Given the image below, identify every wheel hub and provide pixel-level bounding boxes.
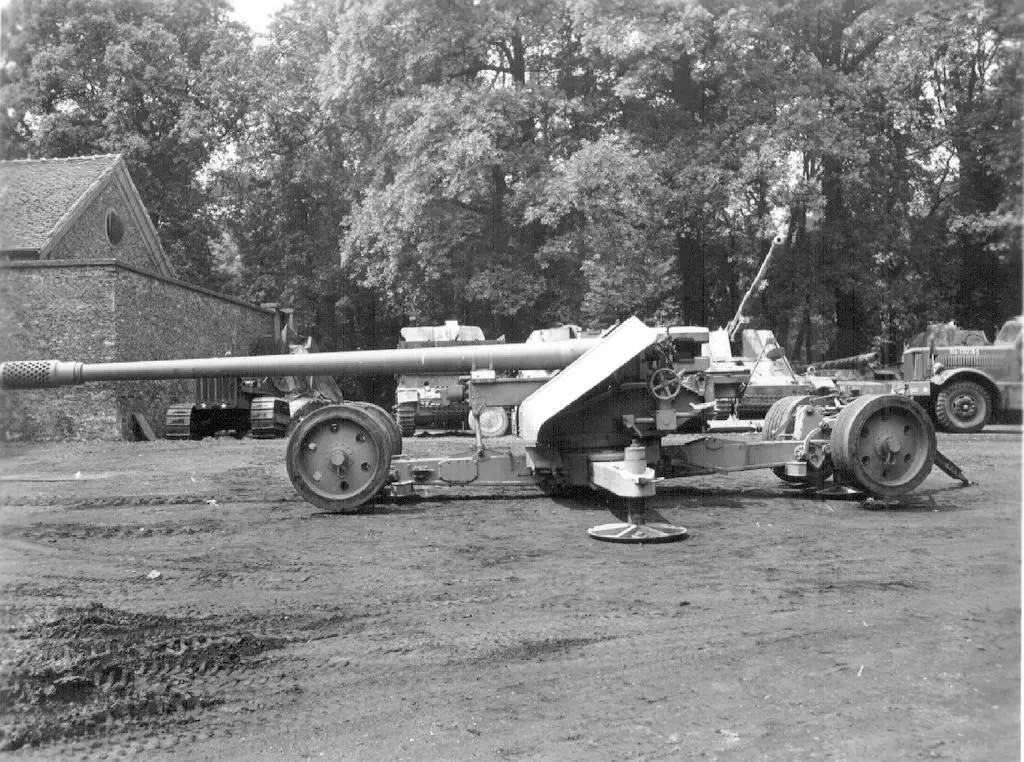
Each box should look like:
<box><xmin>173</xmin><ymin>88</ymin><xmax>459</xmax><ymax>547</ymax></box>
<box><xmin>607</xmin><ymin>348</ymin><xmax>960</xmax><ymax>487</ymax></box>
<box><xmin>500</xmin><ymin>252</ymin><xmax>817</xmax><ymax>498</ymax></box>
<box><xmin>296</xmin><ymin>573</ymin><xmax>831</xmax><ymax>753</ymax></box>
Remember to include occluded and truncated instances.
<box><xmin>329</xmin><ymin>447</ymin><xmax>349</xmax><ymax>468</ymax></box>
<box><xmin>874</xmin><ymin>434</ymin><xmax>903</xmax><ymax>463</ymax></box>
<box><xmin>952</xmin><ymin>394</ymin><xmax>978</xmax><ymax>419</ymax></box>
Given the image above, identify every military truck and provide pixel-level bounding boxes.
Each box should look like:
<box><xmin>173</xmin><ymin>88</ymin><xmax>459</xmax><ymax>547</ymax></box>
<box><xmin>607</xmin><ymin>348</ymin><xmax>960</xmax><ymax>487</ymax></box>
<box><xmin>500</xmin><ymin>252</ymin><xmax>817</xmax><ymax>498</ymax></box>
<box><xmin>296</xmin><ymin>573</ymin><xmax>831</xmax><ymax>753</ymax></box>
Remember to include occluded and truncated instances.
<box><xmin>815</xmin><ymin>316</ymin><xmax>1024</xmax><ymax>433</ymax></box>
<box><xmin>393</xmin><ymin>321</ymin><xmax>508</xmax><ymax>437</ymax></box>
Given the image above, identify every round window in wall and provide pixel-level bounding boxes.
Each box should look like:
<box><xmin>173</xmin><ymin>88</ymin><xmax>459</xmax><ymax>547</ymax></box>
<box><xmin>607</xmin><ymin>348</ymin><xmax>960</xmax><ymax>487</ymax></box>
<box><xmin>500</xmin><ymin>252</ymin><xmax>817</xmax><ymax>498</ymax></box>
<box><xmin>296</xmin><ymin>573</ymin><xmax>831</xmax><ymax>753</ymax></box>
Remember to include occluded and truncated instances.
<box><xmin>105</xmin><ymin>210</ymin><xmax>125</xmax><ymax>245</ymax></box>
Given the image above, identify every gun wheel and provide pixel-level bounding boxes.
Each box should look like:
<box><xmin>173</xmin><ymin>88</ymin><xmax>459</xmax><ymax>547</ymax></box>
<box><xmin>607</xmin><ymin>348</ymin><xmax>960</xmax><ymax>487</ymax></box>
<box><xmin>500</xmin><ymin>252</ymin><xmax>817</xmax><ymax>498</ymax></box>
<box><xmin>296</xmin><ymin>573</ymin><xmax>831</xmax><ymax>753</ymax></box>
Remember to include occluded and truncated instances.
<box><xmin>761</xmin><ymin>394</ymin><xmax>812</xmax><ymax>441</ymax></box>
<box><xmin>830</xmin><ymin>394</ymin><xmax>936</xmax><ymax>498</ymax></box>
<box><xmin>349</xmin><ymin>401</ymin><xmax>403</xmax><ymax>456</ymax></box>
<box><xmin>286</xmin><ymin>404</ymin><xmax>393</xmax><ymax>513</ymax></box>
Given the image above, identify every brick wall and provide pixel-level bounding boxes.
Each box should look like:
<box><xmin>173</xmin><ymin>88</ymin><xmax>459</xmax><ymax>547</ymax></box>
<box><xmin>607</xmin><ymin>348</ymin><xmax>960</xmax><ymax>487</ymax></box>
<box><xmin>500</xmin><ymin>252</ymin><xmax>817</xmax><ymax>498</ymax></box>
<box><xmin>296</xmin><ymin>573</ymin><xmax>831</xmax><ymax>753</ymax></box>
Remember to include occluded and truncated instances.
<box><xmin>0</xmin><ymin>261</ymin><xmax>275</xmax><ymax>441</ymax></box>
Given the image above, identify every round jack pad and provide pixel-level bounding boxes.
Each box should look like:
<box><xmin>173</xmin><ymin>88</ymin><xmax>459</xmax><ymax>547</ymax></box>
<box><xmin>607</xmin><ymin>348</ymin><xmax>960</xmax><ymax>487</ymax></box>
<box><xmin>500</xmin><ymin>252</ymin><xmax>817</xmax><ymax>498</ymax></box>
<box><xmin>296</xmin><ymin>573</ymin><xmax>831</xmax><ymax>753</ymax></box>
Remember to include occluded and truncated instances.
<box><xmin>587</xmin><ymin>521</ymin><xmax>689</xmax><ymax>544</ymax></box>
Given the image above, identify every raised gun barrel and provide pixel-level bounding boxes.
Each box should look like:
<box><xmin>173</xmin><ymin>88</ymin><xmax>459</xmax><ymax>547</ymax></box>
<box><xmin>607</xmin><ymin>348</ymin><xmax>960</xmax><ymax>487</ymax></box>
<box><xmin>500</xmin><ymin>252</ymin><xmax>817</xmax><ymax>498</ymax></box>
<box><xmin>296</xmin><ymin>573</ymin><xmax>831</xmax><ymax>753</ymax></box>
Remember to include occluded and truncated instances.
<box><xmin>0</xmin><ymin>339</ymin><xmax>602</xmax><ymax>390</ymax></box>
<box><xmin>808</xmin><ymin>352</ymin><xmax>879</xmax><ymax>372</ymax></box>
<box><xmin>726</xmin><ymin>234</ymin><xmax>787</xmax><ymax>343</ymax></box>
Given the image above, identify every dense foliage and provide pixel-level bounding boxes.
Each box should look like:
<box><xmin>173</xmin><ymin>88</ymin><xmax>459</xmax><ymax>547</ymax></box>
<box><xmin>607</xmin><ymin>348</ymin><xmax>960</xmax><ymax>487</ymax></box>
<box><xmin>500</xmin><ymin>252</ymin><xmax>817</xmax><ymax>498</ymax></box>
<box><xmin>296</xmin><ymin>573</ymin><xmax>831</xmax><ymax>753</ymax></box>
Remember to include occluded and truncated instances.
<box><xmin>2</xmin><ymin>0</ymin><xmax>1020</xmax><ymax>358</ymax></box>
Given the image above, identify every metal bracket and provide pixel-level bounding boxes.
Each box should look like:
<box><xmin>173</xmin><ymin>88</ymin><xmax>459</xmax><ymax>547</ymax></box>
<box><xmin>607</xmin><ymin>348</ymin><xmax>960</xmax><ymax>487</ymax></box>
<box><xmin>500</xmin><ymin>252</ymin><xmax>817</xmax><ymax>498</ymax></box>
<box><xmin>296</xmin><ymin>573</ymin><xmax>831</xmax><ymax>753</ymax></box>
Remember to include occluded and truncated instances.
<box><xmin>934</xmin><ymin>449</ymin><xmax>971</xmax><ymax>486</ymax></box>
<box><xmin>589</xmin><ymin>459</ymin><xmax>661</xmax><ymax>498</ymax></box>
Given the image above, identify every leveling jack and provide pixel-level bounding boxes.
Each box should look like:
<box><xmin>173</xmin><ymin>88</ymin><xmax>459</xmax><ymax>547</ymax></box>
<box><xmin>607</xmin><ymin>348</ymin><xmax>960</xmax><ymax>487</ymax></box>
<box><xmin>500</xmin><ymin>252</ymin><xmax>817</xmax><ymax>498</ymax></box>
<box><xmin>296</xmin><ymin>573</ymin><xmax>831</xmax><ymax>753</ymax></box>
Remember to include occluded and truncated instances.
<box><xmin>587</xmin><ymin>498</ymin><xmax>689</xmax><ymax>543</ymax></box>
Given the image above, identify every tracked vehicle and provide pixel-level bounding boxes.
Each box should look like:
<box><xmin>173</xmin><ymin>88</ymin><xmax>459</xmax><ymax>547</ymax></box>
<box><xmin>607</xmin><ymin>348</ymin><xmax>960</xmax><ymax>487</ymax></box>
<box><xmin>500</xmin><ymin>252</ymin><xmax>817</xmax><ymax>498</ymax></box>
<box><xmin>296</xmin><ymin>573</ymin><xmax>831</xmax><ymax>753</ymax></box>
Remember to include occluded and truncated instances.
<box><xmin>393</xmin><ymin>321</ymin><xmax>509</xmax><ymax>437</ymax></box>
<box><xmin>163</xmin><ymin>310</ymin><xmax>343</xmax><ymax>440</ymax></box>
<box><xmin>0</xmin><ymin>317</ymin><xmax>968</xmax><ymax>543</ymax></box>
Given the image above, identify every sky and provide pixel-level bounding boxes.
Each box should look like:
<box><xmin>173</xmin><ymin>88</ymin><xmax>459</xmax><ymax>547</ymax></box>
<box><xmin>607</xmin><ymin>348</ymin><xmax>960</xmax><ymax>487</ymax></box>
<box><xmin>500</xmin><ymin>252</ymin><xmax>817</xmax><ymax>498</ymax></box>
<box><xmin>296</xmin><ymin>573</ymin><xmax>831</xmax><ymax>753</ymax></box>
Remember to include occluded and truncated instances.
<box><xmin>229</xmin><ymin>0</ymin><xmax>289</xmax><ymax>34</ymax></box>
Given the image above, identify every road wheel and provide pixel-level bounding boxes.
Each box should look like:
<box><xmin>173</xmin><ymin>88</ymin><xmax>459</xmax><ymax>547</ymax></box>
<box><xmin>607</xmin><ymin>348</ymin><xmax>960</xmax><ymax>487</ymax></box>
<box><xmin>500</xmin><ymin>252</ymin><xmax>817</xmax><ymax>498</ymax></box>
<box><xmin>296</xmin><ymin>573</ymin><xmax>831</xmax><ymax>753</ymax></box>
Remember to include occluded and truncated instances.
<box><xmin>830</xmin><ymin>394</ymin><xmax>936</xmax><ymax>497</ymax></box>
<box><xmin>934</xmin><ymin>381</ymin><xmax>991</xmax><ymax>433</ymax></box>
<box><xmin>286</xmin><ymin>404</ymin><xmax>392</xmax><ymax>513</ymax></box>
<box><xmin>395</xmin><ymin>402</ymin><xmax>416</xmax><ymax>437</ymax></box>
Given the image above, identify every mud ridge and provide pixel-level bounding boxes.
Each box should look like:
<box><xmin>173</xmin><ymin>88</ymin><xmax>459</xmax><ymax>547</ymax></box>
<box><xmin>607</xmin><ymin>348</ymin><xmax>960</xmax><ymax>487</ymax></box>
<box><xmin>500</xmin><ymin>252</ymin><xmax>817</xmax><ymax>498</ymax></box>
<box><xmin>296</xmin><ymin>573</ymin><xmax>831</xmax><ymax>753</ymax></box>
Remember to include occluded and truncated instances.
<box><xmin>0</xmin><ymin>602</ymin><xmax>286</xmax><ymax>751</ymax></box>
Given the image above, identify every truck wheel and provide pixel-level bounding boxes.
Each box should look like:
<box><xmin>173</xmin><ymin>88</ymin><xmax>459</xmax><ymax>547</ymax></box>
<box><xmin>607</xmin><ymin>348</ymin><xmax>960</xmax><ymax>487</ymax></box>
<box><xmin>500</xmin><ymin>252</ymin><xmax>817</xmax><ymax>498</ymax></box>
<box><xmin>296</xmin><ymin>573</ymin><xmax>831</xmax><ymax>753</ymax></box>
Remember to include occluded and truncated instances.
<box><xmin>934</xmin><ymin>381</ymin><xmax>991</xmax><ymax>433</ymax></box>
<box><xmin>395</xmin><ymin>402</ymin><xmax>416</xmax><ymax>437</ymax></box>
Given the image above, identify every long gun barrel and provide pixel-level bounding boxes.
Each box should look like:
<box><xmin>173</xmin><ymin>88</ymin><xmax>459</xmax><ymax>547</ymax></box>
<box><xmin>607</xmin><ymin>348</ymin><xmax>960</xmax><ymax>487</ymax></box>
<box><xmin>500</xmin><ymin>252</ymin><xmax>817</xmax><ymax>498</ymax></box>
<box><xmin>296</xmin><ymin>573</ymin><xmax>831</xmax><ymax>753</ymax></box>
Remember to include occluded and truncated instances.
<box><xmin>0</xmin><ymin>340</ymin><xmax>602</xmax><ymax>390</ymax></box>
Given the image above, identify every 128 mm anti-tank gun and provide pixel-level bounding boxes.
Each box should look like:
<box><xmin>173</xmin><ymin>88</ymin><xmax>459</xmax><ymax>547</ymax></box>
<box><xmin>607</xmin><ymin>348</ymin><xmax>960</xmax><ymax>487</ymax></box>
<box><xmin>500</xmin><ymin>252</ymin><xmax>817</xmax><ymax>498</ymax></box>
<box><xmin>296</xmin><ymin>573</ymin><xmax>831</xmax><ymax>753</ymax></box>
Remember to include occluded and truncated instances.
<box><xmin>0</xmin><ymin>318</ymin><xmax>969</xmax><ymax>543</ymax></box>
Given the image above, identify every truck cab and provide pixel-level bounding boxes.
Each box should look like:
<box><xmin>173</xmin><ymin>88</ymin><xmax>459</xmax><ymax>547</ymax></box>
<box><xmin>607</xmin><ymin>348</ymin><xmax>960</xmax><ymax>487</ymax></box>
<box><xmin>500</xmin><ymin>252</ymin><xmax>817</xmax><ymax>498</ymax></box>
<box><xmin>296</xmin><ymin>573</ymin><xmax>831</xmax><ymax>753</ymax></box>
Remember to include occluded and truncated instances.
<box><xmin>838</xmin><ymin>316</ymin><xmax>1023</xmax><ymax>433</ymax></box>
<box><xmin>919</xmin><ymin>316</ymin><xmax>1023</xmax><ymax>432</ymax></box>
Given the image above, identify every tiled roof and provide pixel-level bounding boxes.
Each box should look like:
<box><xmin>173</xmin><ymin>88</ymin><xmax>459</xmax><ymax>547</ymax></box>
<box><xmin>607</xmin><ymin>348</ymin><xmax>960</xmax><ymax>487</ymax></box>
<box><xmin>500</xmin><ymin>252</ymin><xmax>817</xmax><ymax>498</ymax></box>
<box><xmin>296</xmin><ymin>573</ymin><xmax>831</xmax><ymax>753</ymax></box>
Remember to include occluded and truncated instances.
<box><xmin>0</xmin><ymin>155</ymin><xmax>121</xmax><ymax>252</ymax></box>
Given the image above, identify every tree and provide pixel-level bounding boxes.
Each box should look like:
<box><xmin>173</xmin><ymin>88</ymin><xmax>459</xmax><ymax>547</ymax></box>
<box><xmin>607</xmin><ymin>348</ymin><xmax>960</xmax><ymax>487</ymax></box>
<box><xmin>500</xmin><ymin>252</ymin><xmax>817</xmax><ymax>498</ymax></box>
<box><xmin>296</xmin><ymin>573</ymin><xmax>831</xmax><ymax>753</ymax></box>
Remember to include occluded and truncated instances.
<box><xmin>212</xmin><ymin>0</ymin><xmax>356</xmax><ymax>343</ymax></box>
<box><xmin>325</xmin><ymin>0</ymin><xmax>593</xmax><ymax>338</ymax></box>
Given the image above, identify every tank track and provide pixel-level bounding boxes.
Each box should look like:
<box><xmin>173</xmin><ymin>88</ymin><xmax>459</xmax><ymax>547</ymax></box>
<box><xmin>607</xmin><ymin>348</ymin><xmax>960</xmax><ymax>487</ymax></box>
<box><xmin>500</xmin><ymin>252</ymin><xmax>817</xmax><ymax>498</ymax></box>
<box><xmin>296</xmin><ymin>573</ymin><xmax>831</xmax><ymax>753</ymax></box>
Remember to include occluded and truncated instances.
<box><xmin>395</xmin><ymin>402</ymin><xmax>416</xmax><ymax>437</ymax></box>
<box><xmin>164</xmin><ymin>403</ymin><xmax>196</xmax><ymax>440</ymax></box>
<box><xmin>249</xmin><ymin>397</ymin><xmax>290</xmax><ymax>439</ymax></box>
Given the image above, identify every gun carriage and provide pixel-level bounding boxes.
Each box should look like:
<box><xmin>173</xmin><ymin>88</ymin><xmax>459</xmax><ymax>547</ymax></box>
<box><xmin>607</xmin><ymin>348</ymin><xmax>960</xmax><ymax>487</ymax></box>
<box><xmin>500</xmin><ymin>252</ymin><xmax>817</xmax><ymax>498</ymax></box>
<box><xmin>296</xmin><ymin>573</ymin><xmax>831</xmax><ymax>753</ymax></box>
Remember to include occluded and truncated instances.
<box><xmin>0</xmin><ymin>317</ymin><xmax>968</xmax><ymax>543</ymax></box>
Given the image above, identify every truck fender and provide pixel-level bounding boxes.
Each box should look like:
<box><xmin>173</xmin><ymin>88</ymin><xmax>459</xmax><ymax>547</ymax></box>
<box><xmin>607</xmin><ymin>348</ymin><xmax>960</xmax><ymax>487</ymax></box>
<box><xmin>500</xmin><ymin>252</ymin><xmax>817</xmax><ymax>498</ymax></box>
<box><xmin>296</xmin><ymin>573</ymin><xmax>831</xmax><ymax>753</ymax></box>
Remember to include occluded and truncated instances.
<box><xmin>931</xmin><ymin>368</ymin><xmax>999</xmax><ymax>400</ymax></box>
<box><xmin>932</xmin><ymin>367</ymin><xmax>991</xmax><ymax>388</ymax></box>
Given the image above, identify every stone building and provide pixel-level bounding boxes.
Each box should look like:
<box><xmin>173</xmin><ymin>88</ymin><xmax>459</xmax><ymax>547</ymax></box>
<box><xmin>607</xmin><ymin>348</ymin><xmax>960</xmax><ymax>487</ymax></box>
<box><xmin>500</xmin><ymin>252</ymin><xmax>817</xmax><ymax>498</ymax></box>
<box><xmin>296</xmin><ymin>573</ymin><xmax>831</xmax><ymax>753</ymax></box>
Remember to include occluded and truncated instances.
<box><xmin>0</xmin><ymin>154</ymin><xmax>277</xmax><ymax>440</ymax></box>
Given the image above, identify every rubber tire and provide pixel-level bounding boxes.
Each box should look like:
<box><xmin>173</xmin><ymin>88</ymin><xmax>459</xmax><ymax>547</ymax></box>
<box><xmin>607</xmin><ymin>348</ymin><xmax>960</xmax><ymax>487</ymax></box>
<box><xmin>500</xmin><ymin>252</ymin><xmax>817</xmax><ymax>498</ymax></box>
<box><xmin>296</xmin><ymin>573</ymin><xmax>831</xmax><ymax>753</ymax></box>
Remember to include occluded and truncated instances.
<box><xmin>934</xmin><ymin>380</ymin><xmax>991</xmax><ymax>433</ymax></box>
<box><xmin>395</xmin><ymin>402</ymin><xmax>416</xmax><ymax>437</ymax></box>
<box><xmin>830</xmin><ymin>394</ymin><xmax>936</xmax><ymax>497</ymax></box>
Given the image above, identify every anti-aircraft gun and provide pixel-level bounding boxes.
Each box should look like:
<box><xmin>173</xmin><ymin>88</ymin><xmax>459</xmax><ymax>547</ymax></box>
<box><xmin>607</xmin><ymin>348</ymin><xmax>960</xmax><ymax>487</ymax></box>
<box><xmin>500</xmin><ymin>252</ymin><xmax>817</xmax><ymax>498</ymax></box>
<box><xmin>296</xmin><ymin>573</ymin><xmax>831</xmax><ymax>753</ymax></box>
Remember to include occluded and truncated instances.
<box><xmin>710</xmin><ymin>235</ymin><xmax>834</xmax><ymax>420</ymax></box>
<box><xmin>0</xmin><ymin>317</ymin><xmax>969</xmax><ymax>543</ymax></box>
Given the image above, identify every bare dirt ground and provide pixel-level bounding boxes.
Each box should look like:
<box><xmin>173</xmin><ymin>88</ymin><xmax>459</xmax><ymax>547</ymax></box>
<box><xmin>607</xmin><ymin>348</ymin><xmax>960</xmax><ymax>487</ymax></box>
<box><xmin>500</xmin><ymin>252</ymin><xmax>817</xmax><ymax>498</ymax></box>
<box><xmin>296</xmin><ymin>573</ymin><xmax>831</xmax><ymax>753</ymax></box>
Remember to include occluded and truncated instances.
<box><xmin>0</xmin><ymin>426</ymin><xmax>1019</xmax><ymax>761</ymax></box>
